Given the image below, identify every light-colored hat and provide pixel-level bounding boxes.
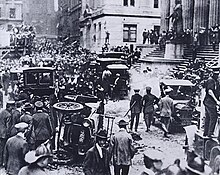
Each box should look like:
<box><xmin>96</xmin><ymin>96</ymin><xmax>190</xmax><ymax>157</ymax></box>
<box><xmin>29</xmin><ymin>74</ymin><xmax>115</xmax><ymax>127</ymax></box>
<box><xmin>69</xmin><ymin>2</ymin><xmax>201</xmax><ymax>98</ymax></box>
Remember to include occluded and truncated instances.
<box><xmin>35</xmin><ymin>101</ymin><xmax>43</xmax><ymax>108</ymax></box>
<box><xmin>7</xmin><ymin>101</ymin><xmax>15</xmax><ymax>105</ymax></box>
<box><xmin>15</xmin><ymin>122</ymin><xmax>28</xmax><ymax>130</ymax></box>
<box><xmin>164</xmin><ymin>87</ymin><xmax>173</xmax><ymax>93</ymax></box>
<box><xmin>25</xmin><ymin>141</ymin><xmax>52</xmax><ymax>164</ymax></box>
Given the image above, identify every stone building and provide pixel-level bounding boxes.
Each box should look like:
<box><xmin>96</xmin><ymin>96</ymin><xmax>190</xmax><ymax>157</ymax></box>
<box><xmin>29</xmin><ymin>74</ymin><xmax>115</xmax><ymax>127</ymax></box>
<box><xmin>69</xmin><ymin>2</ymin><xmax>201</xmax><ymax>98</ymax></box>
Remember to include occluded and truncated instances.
<box><xmin>57</xmin><ymin>0</ymin><xmax>81</xmax><ymax>41</ymax></box>
<box><xmin>23</xmin><ymin>0</ymin><xmax>58</xmax><ymax>37</ymax></box>
<box><xmin>0</xmin><ymin>0</ymin><xmax>23</xmax><ymax>31</ymax></box>
<box><xmin>79</xmin><ymin>0</ymin><xmax>161</xmax><ymax>51</ymax></box>
<box><xmin>160</xmin><ymin>0</ymin><xmax>220</xmax><ymax>45</ymax></box>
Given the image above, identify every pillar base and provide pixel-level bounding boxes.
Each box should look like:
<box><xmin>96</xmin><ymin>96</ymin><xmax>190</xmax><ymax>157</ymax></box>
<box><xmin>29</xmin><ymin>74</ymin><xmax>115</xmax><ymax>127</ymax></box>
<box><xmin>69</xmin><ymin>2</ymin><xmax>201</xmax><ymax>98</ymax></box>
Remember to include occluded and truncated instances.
<box><xmin>164</xmin><ymin>42</ymin><xmax>184</xmax><ymax>59</ymax></box>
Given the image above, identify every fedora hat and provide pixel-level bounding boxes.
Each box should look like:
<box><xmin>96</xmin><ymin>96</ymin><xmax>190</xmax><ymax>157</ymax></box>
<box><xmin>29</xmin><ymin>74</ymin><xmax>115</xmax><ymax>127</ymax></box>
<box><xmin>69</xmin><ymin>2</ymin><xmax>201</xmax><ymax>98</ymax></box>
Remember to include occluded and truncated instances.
<box><xmin>23</xmin><ymin>102</ymin><xmax>33</xmax><ymax>110</ymax></box>
<box><xmin>95</xmin><ymin>129</ymin><xmax>107</xmax><ymax>139</ymax></box>
<box><xmin>117</xmin><ymin>119</ymin><xmax>129</xmax><ymax>126</ymax></box>
<box><xmin>25</xmin><ymin>141</ymin><xmax>52</xmax><ymax>164</ymax></box>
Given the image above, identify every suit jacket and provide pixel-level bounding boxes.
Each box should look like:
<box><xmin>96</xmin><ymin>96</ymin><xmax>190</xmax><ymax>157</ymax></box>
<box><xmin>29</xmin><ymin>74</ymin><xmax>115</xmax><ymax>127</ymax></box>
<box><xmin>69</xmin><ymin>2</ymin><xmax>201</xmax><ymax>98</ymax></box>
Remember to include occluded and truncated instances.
<box><xmin>9</xmin><ymin>109</ymin><xmax>21</xmax><ymax>137</ymax></box>
<box><xmin>4</xmin><ymin>134</ymin><xmax>29</xmax><ymax>175</ymax></box>
<box><xmin>130</xmin><ymin>94</ymin><xmax>142</xmax><ymax>113</ymax></box>
<box><xmin>142</xmin><ymin>93</ymin><xmax>159</xmax><ymax>113</ymax></box>
<box><xmin>83</xmin><ymin>145</ymin><xmax>111</xmax><ymax>175</ymax></box>
<box><xmin>32</xmin><ymin>110</ymin><xmax>52</xmax><ymax>141</ymax></box>
<box><xmin>0</xmin><ymin>109</ymin><xmax>12</xmax><ymax>138</ymax></box>
<box><xmin>109</xmin><ymin>128</ymin><xmax>135</xmax><ymax>166</ymax></box>
<box><xmin>159</xmin><ymin>95</ymin><xmax>174</xmax><ymax>118</ymax></box>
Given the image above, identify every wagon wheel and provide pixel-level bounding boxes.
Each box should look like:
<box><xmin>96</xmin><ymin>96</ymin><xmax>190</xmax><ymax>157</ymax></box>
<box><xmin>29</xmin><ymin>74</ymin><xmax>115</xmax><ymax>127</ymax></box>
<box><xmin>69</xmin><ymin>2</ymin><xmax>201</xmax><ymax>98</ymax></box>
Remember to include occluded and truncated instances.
<box><xmin>53</xmin><ymin>102</ymin><xmax>84</xmax><ymax>112</ymax></box>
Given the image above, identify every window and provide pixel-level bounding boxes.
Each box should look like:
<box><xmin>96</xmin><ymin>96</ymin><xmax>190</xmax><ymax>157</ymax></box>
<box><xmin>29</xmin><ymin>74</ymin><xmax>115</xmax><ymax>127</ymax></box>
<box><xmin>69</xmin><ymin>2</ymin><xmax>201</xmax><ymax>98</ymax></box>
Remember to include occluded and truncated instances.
<box><xmin>123</xmin><ymin>24</ymin><xmax>137</xmax><ymax>42</ymax></box>
<box><xmin>124</xmin><ymin>0</ymin><xmax>128</xmax><ymax>6</ymax></box>
<box><xmin>130</xmin><ymin>0</ymin><xmax>135</xmax><ymax>6</ymax></box>
<box><xmin>7</xmin><ymin>25</ymin><xmax>13</xmax><ymax>31</ymax></box>
<box><xmin>9</xmin><ymin>8</ymin><xmax>16</xmax><ymax>18</ymax></box>
<box><xmin>154</xmin><ymin>0</ymin><xmax>159</xmax><ymax>8</ymax></box>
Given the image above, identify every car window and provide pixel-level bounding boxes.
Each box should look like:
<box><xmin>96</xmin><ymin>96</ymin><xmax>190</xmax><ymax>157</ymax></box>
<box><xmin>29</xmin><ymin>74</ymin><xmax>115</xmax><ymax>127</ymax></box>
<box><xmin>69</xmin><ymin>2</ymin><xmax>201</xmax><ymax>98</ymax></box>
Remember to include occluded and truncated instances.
<box><xmin>39</xmin><ymin>72</ymin><xmax>52</xmax><ymax>85</ymax></box>
<box><xmin>26</xmin><ymin>72</ymin><xmax>38</xmax><ymax>85</ymax></box>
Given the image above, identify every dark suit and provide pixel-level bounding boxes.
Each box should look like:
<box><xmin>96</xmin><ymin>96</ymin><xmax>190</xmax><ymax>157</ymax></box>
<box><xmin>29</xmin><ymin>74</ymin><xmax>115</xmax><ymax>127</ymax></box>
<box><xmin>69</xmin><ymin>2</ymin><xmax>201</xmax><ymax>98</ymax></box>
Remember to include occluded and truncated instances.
<box><xmin>4</xmin><ymin>134</ymin><xmax>29</xmax><ymax>175</ymax></box>
<box><xmin>83</xmin><ymin>145</ymin><xmax>111</xmax><ymax>175</ymax></box>
<box><xmin>0</xmin><ymin>109</ymin><xmax>12</xmax><ymax>165</ymax></box>
<box><xmin>9</xmin><ymin>109</ymin><xmax>21</xmax><ymax>137</ymax></box>
<box><xmin>130</xmin><ymin>93</ymin><xmax>142</xmax><ymax>131</ymax></box>
<box><xmin>32</xmin><ymin>110</ymin><xmax>53</xmax><ymax>148</ymax></box>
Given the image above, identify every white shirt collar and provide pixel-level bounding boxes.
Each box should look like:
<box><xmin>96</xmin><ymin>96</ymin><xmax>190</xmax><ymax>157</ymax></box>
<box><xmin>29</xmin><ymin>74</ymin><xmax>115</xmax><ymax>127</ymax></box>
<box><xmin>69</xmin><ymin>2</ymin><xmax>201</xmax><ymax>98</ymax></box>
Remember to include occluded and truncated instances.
<box><xmin>96</xmin><ymin>143</ymin><xmax>103</xmax><ymax>158</ymax></box>
<box><xmin>17</xmin><ymin>132</ymin><xmax>25</xmax><ymax>139</ymax></box>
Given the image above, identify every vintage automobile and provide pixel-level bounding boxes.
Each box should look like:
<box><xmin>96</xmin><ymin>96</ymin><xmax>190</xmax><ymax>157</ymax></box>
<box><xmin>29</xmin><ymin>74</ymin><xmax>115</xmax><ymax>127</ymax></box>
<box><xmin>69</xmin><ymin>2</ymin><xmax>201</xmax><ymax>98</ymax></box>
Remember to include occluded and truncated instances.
<box><xmin>157</xmin><ymin>79</ymin><xmax>197</xmax><ymax>133</ymax></box>
<box><xmin>107</xmin><ymin>64</ymin><xmax>130</xmax><ymax>98</ymax></box>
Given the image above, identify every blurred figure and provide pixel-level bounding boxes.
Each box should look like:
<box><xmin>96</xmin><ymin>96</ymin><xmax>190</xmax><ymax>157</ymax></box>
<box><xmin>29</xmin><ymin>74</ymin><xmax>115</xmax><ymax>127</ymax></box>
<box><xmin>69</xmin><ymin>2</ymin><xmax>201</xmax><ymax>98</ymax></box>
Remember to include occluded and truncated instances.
<box><xmin>2</xmin><ymin>69</ymin><xmax>11</xmax><ymax>96</ymax></box>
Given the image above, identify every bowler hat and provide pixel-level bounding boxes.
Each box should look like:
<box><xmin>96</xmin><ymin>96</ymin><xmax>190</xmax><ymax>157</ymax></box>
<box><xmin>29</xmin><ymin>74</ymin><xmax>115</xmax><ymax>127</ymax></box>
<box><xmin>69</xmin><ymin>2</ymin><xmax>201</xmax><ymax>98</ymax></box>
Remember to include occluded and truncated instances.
<box><xmin>96</xmin><ymin>129</ymin><xmax>107</xmax><ymax>139</ymax></box>
<box><xmin>134</xmin><ymin>89</ymin><xmax>140</xmax><ymax>92</ymax></box>
<box><xmin>117</xmin><ymin>119</ymin><xmax>129</xmax><ymax>126</ymax></box>
<box><xmin>35</xmin><ymin>101</ymin><xmax>43</xmax><ymax>108</ymax></box>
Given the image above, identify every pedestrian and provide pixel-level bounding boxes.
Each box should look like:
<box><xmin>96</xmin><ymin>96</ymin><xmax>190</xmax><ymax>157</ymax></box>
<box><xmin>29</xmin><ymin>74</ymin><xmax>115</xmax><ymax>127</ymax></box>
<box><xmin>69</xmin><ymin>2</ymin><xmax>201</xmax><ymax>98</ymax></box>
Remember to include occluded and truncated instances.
<box><xmin>142</xmin><ymin>86</ymin><xmax>159</xmax><ymax>132</ymax></box>
<box><xmin>142</xmin><ymin>29</ymin><xmax>148</xmax><ymax>44</ymax></box>
<box><xmin>113</xmin><ymin>73</ymin><xmax>123</xmax><ymax>101</ymax></box>
<box><xmin>130</xmin><ymin>89</ymin><xmax>142</xmax><ymax>132</ymax></box>
<box><xmin>18</xmin><ymin>141</ymin><xmax>52</xmax><ymax>175</ymax></box>
<box><xmin>0</xmin><ymin>101</ymin><xmax>14</xmax><ymax>166</ymax></box>
<box><xmin>159</xmin><ymin>87</ymin><xmax>174</xmax><ymax>138</ymax></box>
<box><xmin>83</xmin><ymin>129</ymin><xmax>111</xmax><ymax>175</ymax></box>
<box><xmin>2</xmin><ymin>69</ymin><xmax>11</xmax><ymax>96</ymax></box>
<box><xmin>0</xmin><ymin>84</ymin><xmax>3</xmax><ymax>109</ymax></box>
<box><xmin>32</xmin><ymin>101</ymin><xmax>53</xmax><ymax>149</ymax></box>
<box><xmin>3</xmin><ymin>122</ymin><xmax>29</xmax><ymax>175</ymax></box>
<box><xmin>109</xmin><ymin>119</ymin><xmax>136</xmax><ymax>175</ymax></box>
<box><xmin>9</xmin><ymin>102</ymin><xmax>21</xmax><ymax>137</ymax></box>
<box><xmin>203</xmin><ymin>70</ymin><xmax>220</xmax><ymax>138</ymax></box>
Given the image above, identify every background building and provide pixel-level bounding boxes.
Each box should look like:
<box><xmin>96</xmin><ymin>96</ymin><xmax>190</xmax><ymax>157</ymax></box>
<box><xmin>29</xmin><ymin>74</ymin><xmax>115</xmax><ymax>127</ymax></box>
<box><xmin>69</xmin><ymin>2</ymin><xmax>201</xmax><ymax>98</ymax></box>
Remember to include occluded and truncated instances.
<box><xmin>57</xmin><ymin>0</ymin><xmax>81</xmax><ymax>41</ymax></box>
<box><xmin>79</xmin><ymin>0</ymin><xmax>161</xmax><ymax>51</ymax></box>
<box><xmin>23</xmin><ymin>0</ymin><xmax>58</xmax><ymax>38</ymax></box>
<box><xmin>0</xmin><ymin>0</ymin><xmax>23</xmax><ymax>31</ymax></box>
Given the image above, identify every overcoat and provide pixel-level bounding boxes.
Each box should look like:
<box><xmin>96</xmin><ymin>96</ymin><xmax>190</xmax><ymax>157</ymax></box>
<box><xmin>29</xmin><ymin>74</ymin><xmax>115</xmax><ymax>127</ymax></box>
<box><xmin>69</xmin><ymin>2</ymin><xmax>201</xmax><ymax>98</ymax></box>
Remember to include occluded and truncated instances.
<box><xmin>130</xmin><ymin>93</ymin><xmax>142</xmax><ymax>113</ymax></box>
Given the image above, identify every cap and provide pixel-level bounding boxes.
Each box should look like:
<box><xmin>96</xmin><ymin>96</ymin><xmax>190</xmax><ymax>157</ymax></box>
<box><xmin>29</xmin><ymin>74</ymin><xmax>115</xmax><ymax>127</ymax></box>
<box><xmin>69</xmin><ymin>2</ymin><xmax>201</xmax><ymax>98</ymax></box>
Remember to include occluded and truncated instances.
<box><xmin>117</xmin><ymin>119</ymin><xmax>129</xmax><ymax>126</ymax></box>
<box><xmin>7</xmin><ymin>101</ymin><xmax>15</xmax><ymax>105</ymax></box>
<box><xmin>164</xmin><ymin>87</ymin><xmax>173</xmax><ymax>93</ymax></box>
<box><xmin>146</xmin><ymin>86</ymin><xmax>152</xmax><ymax>91</ymax></box>
<box><xmin>35</xmin><ymin>101</ymin><xmax>43</xmax><ymax>108</ymax></box>
<box><xmin>15</xmin><ymin>122</ymin><xmax>29</xmax><ymax>130</ymax></box>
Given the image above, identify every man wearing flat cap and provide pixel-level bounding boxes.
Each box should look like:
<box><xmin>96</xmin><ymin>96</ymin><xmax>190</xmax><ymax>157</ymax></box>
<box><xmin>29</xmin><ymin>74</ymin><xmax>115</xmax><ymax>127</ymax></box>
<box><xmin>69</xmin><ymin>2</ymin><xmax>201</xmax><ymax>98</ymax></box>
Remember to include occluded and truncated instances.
<box><xmin>32</xmin><ymin>101</ymin><xmax>53</xmax><ymax>149</ymax></box>
<box><xmin>83</xmin><ymin>129</ymin><xmax>111</xmax><ymax>175</ymax></box>
<box><xmin>109</xmin><ymin>119</ymin><xmax>136</xmax><ymax>175</ymax></box>
<box><xmin>203</xmin><ymin>69</ymin><xmax>220</xmax><ymax>138</ymax></box>
<box><xmin>3</xmin><ymin>122</ymin><xmax>29</xmax><ymax>175</ymax></box>
<box><xmin>130</xmin><ymin>89</ymin><xmax>142</xmax><ymax>132</ymax></box>
<box><xmin>142</xmin><ymin>86</ymin><xmax>159</xmax><ymax>132</ymax></box>
<box><xmin>0</xmin><ymin>101</ymin><xmax>14</xmax><ymax>166</ymax></box>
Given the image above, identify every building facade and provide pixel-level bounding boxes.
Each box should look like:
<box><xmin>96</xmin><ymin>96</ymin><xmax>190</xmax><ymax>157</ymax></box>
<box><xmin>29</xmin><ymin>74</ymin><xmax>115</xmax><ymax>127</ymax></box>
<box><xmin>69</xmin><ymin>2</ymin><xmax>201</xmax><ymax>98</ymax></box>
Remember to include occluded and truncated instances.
<box><xmin>0</xmin><ymin>0</ymin><xmax>23</xmax><ymax>31</ymax></box>
<box><xmin>23</xmin><ymin>0</ymin><xmax>58</xmax><ymax>37</ymax></box>
<box><xmin>79</xmin><ymin>0</ymin><xmax>161</xmax><ymax>51</ymax></box>
<box><xmin>57</xmin><ymin>0</ymin><xmax>81</xmax><ymax>41</ymax></box>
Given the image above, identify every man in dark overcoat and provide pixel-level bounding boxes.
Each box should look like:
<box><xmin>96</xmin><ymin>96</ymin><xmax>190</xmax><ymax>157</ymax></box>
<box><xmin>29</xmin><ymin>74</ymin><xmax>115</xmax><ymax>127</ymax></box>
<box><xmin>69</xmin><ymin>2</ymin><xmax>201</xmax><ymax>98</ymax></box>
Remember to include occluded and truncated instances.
<box><xmin>83</xmin><ymin>129</ymin><xmax>111</xmax><ymax>175</ymax></box>
<box><xmin>142</xmin><ymin>87</ymin><xmax>159</xmax><ymax>132</ymax></box>
<box><xmin>130</xmin><ymin>89</ymin><xmax>142</xmax><ymax>132</ymax></box>
<box><xmin>32</xmin><ymin>101</ymin><xmax>53</xmax><ymax>149</ymax></box>
<box><xmin>3</xmin><ymin>122</ymin><xmax>29</xmax><ymax>175</ymax></box>
<box><xmin>0</xmin><ymin>101</ymin><xmax>14</xmax><ymax>166</ymax></box>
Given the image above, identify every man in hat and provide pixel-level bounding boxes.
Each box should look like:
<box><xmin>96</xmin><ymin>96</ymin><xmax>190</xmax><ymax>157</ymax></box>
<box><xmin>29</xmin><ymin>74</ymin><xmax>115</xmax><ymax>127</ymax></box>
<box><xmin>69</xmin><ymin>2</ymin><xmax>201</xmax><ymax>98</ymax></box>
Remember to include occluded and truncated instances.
<box><xmin>113</xmin><ymin>73</ymin><xmax>123</xmax><ymax>101</ymax></box>
<box><xmin>158</xmin><ymin>87</ymin><xmax>174</xmax><ymax>138</ymax></box>
<box><xmin>203</xmin><ymin>70</ymin><xmax>220</xmax><ymax>137</ymax></box>
<box><xmin>32</xmin><ymin>101</ymin><xmax>53</xmax><ymax>149</ymax></box>
<box><xmin>9</xmin><ymin>101</ymin><xmax>21</xmax><ymax>137</ymax></box>
<box><xmin>109</xmin><ymin>119</ymin><xmax>136</xmax><ymax>175</ymax></box>
<box><xmin>3</xmin><ymin>122</ymin><xmax>29</xmax><ymax>175</ymax></box>
<box><xmin>18</xmin><ymin>141</ymin><xmax>52</xmax><ymax>175</ymax></box>
<box><xmin>20</xmin><ymin>103</ymin><xmax>34</xmax><ymax>150</ymax></box>
<box><xmin>0</xmin><ymin>101</ymin><xmax>14</xmax><ymax>166</ymax></box>
<box><xmin>130</xmin><ymin>89</ymin><xmax>142</xmax><ymax>132</ymax></box>
<box><xmin>83</xmin><ymin>129</ymin><xmax>111</xmax><ymax>175</ymax></box>
<box><xmin>142</xmin><ymin>86</ymin><xmax>159</xmax><ymax>132</ymax></box>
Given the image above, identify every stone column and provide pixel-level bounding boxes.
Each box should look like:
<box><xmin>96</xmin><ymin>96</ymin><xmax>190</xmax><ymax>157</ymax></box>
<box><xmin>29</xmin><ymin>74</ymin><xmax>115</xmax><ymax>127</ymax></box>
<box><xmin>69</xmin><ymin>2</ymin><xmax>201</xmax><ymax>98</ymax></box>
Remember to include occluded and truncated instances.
<box><xmin>182</xmin><ymin>0</ymin><xmax>194</xmax><ymax>30</ymax></box>
<box><xmin>209</xmin><ymin>0</ymin><xmax>219</xmax><ymax>28</ymax></box>
<box><xmin>160</xmin><ymin>0</ymin><xmax>170</xmax><ymax>33</ymax></box>
<box><xmin>193</xmin><ymin>0</ymin><xmax>209</xmax><ymax>32</ymax></box>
